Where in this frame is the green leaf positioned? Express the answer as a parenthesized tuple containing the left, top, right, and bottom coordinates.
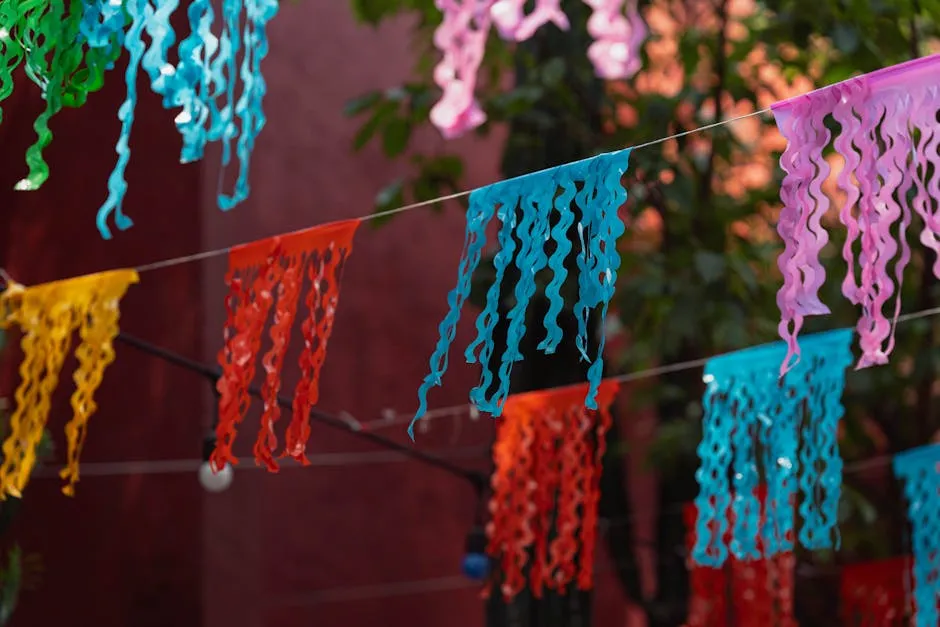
(371, 178, 405, 227)
(693, 251, 726, 283)
(343, 92, 381, 117)
(831, 23, 861, 54)
(382, 118, 411, 157)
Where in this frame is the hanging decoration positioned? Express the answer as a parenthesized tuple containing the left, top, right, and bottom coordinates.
(410, 148, 630, 434)
(484, 380, 618, 600)
(0, 270, 139, 498)
(893, 443, 940, 627)
(96, 0, 280, 239)
(772, 53, 940, 374)
(683, 497, 796, 627)
(692, 328, 853, 567)
(431, 0, 646, 138)
(0, 0, 124, 191)
(840, 557, 913, 625)
(212, 219, 360, 473)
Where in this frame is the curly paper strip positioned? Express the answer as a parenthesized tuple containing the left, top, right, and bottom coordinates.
(485, 381, 618, 600)
(430, 0, 645, 138)
(410, 149, 629, 434)
(96, 0, 149, 239)
(212, 219, 359, 472)
(692, 329, 853, 567)
(0, 271, 138, 498)
(772, 54, 940, 373)
(840, 557, 913, 625)
(893, 443, 940, 627)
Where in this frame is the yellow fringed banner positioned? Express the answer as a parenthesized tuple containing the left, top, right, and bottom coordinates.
(0, 270, 138, 497)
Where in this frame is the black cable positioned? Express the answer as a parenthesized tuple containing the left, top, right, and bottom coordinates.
(116, 332, 487, 494)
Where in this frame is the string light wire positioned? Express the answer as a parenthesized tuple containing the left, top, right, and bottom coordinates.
(129, 107, 771, 275)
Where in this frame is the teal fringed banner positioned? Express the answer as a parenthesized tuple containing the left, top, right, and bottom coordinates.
(893, 443, 940, 627)
(692, 328, 853, 566)
(408, 149, 631, 437)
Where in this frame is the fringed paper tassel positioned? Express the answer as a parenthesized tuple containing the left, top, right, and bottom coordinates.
(683, 493, 796, 627)
(692, 329, 853, 566)
(840, 557, 913, 626)
(893, 443, 940, 627)
(431, 0, 645, 138)
(772, 54, 940, 374)
(485, 381, 618, 600)
(410, 149, 630, 434)
(0, 270, 138, 497)
(211, 219, 359, 472)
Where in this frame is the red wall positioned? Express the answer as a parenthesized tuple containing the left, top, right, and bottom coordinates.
(0, 4, 649, 627)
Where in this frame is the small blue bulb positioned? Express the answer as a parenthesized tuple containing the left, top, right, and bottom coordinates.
(461, 553, 490, 581)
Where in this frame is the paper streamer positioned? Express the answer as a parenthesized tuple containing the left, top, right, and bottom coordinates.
(96, 0, 277, 238)
(683, 497, 796, 627)
(485, 381, 617, 599)
(692, 328, 853, 567)
(410, 149, 629, 434)
(0, 0, 123, 191)
(0, 270, 138, 497)
(772, 54, 940, 374)
(893, 443, 940, 627)
(840, 557, 913, 625)
(212, 219, 359, 472)
(430, 0, 645, 138)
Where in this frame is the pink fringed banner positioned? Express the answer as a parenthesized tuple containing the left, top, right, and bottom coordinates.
(772, 54, 940, 374)
(431, 0, 646, 138)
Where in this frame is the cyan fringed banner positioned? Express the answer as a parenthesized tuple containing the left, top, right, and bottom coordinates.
(893, 443, 940, 627)
(97, 0, 279, 238)
(692, 329, 853, 567)
(408, 149, 630, 436)
(772, 54, 940, 374)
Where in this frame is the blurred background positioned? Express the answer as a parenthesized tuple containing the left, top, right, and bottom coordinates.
(0, 0, 939, 626)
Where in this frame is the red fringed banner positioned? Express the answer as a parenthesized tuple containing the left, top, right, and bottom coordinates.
(485, 380, 619, 600)
(683, 491, 796, 627)
(840, 557, 913, 625)
(212, 219, 360, 472)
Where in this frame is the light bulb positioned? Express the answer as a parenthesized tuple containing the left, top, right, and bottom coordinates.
(198, 460, 233, 493)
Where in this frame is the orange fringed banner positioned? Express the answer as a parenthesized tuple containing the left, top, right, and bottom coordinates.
(683, 493, 796, 627)
(212, 219, 360, 472)
(0, 270, 139, 497)
(485, 380, 618, 600)
(840, 557, 913, 625)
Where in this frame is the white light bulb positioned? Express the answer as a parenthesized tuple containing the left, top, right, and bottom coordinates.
(198, 461, 233, 493)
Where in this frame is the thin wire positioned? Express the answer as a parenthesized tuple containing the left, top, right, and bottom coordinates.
(128, 108, 770, 276)
(359, 305, 940, 431)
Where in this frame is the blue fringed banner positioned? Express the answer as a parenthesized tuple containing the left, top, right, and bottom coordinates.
(408, 149, 631, 437)
(692, 328, 853, 567)
(893, 443, 940, 627)
(96, 0, 278, 239)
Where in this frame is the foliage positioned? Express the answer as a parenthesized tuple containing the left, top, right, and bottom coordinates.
(347, 0, 940, 624)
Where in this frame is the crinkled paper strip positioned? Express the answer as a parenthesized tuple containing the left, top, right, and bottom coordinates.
(212, 219, 360, 472)
(893, 443, 940, 627)
(692, 329, 853, 567)
(772, 53, 940, 374)
(96, 0, 278, 239)
(410, 148, 630, 434)
(431, 0, 645, 138)
(485, 380, 618, 599)
(0, 270, 138, 497)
